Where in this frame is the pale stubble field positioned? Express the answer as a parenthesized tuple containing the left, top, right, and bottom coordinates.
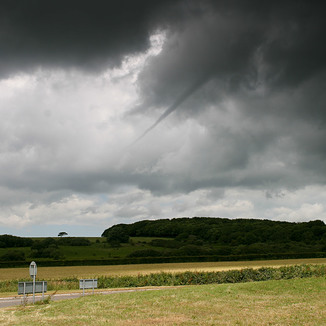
(1, 257, 326, 281)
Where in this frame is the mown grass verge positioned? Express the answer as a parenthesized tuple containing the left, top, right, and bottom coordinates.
(0, 264, 325, 293)
(1, 277, 326, 325)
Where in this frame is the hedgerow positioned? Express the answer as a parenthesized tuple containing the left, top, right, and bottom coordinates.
(96, 264, 326, 288)
(0, 264, 325, 293)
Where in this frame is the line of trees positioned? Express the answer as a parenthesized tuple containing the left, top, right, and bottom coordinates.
(102, 217, 326, 256)
(0, 235, 92, 261)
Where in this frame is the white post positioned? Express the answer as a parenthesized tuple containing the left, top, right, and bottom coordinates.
(32, 274, 36, 304)
(29, 261, 37, 304)
(23, 282, 26, 304)
(83, 279, 85, 296)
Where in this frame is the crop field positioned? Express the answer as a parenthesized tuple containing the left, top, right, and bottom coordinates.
(1, 258, 326, 282)
(0, 277, 325, 325)
(0, 258, 326, 288)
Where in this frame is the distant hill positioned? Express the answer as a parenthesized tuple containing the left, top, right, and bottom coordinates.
(102, 217, 326, 256)
(1, 217, 326, 267)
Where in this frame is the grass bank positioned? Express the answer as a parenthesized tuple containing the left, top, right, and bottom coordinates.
(1, 277, 325, 325)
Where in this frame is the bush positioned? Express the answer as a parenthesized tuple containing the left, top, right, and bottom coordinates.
(176, 245, 210, 256)
(0, 235, 33, 248)
(0, 250, 25, 261)
(56, 237, 91, 246)
(150, 239, 182, 248)
(96, 264, 326, 288)
(128, 249, 162, 258)
(104, 225, 130, 246)
(32, 238, 57, 250)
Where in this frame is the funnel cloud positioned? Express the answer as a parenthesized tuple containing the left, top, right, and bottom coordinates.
(0, 0, 326, 236)
(133, 76, 209, 143)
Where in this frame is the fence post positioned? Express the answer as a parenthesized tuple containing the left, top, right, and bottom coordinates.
(23, 282, 26, 304)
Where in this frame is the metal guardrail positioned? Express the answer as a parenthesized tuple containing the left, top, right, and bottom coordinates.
(18, 281, 47, 295)
(18, 281, 47, 304)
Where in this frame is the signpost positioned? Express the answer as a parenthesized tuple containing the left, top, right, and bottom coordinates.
(18, 261, 48, 305)
(29, 261, 37, 304)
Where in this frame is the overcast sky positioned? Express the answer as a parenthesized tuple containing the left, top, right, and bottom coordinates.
(1, 0, 326, 237)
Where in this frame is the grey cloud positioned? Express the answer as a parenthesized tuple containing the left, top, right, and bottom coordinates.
(136, 1, 326, 118)
(0, 0, 176, 77)
(1, 0, 326, 234)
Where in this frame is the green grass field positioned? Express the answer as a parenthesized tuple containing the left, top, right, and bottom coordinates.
(0, 277, 325, 325)
(0, 237, 172, 262)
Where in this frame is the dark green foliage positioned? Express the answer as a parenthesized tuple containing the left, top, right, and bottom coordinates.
(0, 234, 33, 248)
(0, 250, 25, 261)
(102, 217, 326, 255)
(56, 237, 91, 246)
(32, 247, 62, 260)
(31, 238, 57, 250)
(101, 224, 129, 238)
(103, 224, 130, 246)
(31, 238, 63, 260)
(128, 249, 162, 257)
(95, 264, 326, 289)
(176, 245, 210, 256)
(150, 239, 182, 248)
(1, 251, 325, 268)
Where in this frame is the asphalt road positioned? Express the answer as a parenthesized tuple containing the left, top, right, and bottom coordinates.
(0, 288, 161, 308)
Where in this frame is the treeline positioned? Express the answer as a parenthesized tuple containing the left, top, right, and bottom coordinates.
(102, 217, 326, 246)
(0, 235, 91, 261)
(0, 235, 33, 248)
(0, 235, 91, 248)
(102, 217, 326, 258)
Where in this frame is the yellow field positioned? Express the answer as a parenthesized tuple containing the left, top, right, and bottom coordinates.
(1, 258, 325, 281)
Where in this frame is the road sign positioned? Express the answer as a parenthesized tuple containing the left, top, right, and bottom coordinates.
(79, 279, 98, 289)
(29, 261, 37, 278)
(79, 279, 98, 295)
(29, 261, 37, 303)
(18, 281, 47, 295)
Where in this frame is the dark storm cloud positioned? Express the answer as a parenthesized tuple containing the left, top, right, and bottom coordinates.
(0, 0, 177, 76)
(1, 0, 326, 195)
(137, 0, 326, 105)
(2, 0, 325, 88)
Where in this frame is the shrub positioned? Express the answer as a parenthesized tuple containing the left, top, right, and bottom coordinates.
(0, 234, 33, 248)
(128, 249, 162, 258)
(0, 250, 25, 261)
(96, 264, 326, 289)
(150, 239, 182, 248)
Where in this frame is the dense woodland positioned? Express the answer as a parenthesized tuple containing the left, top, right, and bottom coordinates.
(102, 217, 326, 258)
